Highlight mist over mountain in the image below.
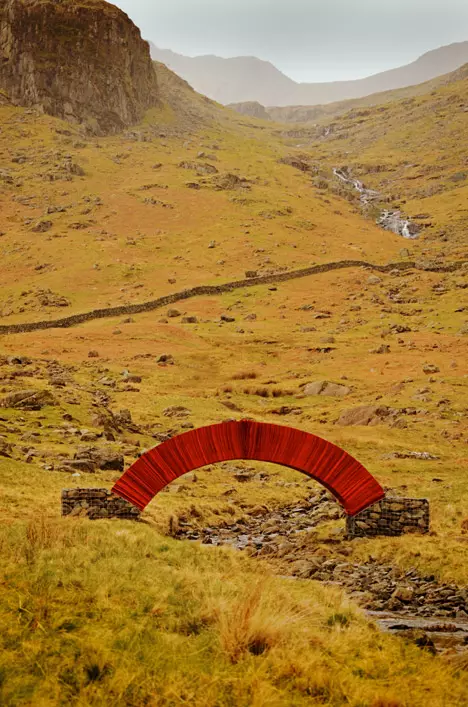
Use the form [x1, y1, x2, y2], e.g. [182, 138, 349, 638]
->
[149, 41, 468, 107]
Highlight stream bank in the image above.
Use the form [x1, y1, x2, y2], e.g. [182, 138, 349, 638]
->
[173, 491, 468, 655]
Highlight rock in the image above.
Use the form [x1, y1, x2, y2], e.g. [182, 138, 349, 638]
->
[370, 344, 390, 354]
[221, 400, 242, 412]
[167, 308, 181, 318]
[60, 458, 96, 473]
[157, 354, 174, 364]
[88, 350, 100, 358]
[31, 220, 52, 233]
[337, 405, 396, 426]
[244, 313, 257, 321]
[0, 389, 54, 410]
[233, 472, 253, 483]
[399, 629, 436, 655]
[0, 0, 159, 135]
[367, 275, 381, 284]
[220, 314, 235, 323]
[121, 371, 142, 384]
[457, 322, 468, 336]
[393, 585, 414, 602]
[245, 270, 258, 278]
[208, 240, 216, 249]
[7, 355, 31, 365]
[73, 446, 124, 472]
[163, 406, 191, 418]
[182, 316, 198, 324]
[303, 381, 350, 397]
[422, 363, 440, 374]
[211, 173, 248, 190]
[0, 439, 13, 457]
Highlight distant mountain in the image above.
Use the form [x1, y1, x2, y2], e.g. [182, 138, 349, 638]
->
[232, 62, 468, 124]
[149, 41, 468, 107]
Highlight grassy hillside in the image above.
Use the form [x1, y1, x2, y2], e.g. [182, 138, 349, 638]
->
[0, 49, 467, 706]
[279, 68, 468, 262]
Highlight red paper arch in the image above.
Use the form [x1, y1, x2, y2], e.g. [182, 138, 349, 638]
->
[112, 420, 384, 516]
[112, 420, 385, 515]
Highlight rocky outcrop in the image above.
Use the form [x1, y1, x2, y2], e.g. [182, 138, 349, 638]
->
[228, 101, 271, 120]
[0, 0, 159, 134]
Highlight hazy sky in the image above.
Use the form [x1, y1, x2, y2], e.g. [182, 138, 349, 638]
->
[114, 0, 468, 82]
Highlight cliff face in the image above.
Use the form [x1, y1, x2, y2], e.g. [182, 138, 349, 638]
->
[0, 0, 159, 134]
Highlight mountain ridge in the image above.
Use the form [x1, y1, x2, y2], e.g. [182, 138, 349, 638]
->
[149, 40, 468, 107]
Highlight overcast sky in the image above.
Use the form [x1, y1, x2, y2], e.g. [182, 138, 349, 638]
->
[114, 0, 468, 82]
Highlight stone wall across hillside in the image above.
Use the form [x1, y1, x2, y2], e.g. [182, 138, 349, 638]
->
[346, 497, 430, 537]
[62, 488, 140, 520]
[1, 259, 465, 335]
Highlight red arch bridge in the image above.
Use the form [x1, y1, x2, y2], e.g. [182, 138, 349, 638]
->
[112, 420, 384, 516]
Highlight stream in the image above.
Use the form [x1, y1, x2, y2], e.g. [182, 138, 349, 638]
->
[332, 167, 419, 239]
[172, 487, 468, 655]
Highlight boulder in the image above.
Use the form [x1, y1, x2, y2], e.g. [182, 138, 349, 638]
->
[163, 406, 191, 418]
[303, 381, 350, 398]
[0, 439, 13, 458]
[0, 389, 54, 410]
[337, 405, 396, 426]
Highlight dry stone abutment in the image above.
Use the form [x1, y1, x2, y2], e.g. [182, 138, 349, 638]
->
[346, 497, 430, 538]
[61, 488, 141, 521]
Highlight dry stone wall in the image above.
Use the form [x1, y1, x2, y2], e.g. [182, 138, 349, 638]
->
[62, 488, 140, 520]
[346, 497, 430, 538]
[0, 259, 465, 335]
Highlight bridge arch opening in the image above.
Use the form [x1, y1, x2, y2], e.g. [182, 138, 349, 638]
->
[112, 420, 384, 516]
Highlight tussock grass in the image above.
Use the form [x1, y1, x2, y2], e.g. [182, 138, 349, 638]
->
[0, 517, 467, 706]
[231, 371, 259, 380]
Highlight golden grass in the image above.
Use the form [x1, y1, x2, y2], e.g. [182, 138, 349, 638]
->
[0, 69, 467, 704]
[0, 516, 467, 706]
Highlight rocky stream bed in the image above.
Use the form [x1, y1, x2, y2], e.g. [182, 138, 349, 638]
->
[333, 167, 419, 239]
[173, 490, 468, 655]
